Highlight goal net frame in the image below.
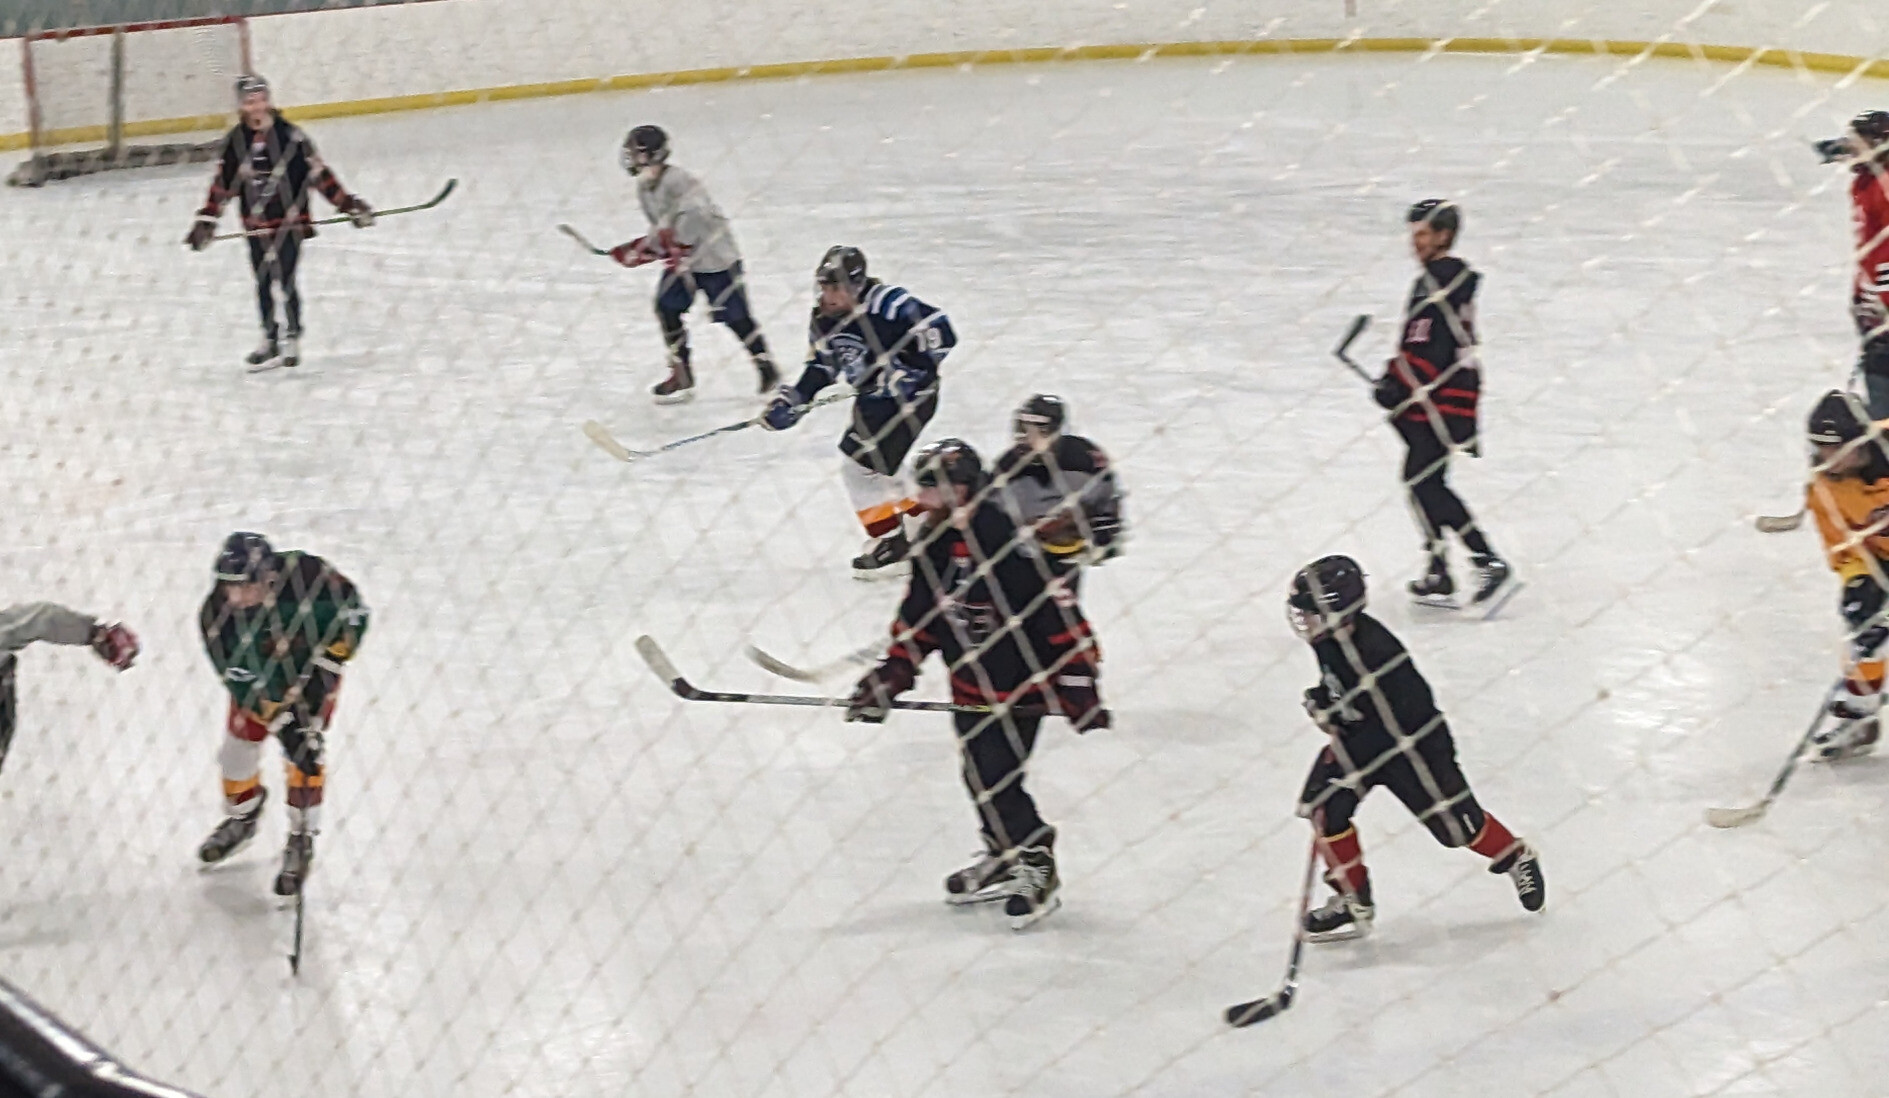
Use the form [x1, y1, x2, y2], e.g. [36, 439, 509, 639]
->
[7, 15, 252, 188]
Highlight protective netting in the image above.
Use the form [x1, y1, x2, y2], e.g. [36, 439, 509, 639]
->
[1, 4, 1888, 1098]
[26, 20, 244, 148]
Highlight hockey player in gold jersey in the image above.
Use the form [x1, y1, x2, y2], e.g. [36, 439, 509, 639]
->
[1805, 389, 1889, 759]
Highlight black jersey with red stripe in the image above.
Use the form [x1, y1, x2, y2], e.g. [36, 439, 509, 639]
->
[199, 111, 354, 234]
[1375, 256, 1481, 438]
[886, 500, 1097, 706]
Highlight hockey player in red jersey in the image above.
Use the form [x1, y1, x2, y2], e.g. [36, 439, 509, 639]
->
[1377, 200, 1512, 610]
[1286, 555, 1543, 942]
[1818, 111, 1889, 417]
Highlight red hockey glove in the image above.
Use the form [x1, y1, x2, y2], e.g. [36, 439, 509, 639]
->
[1051, 662, 1109, 732]
[610, 237, 657, 267]
[89, 622, 139, 671]
[846, 658, 916, 724]
[184, 214, 217, 251]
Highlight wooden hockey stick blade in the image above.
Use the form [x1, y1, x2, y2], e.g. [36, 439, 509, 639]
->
[1704, 803, 1770, 829]
[213, 179, 457, 240]
[635, 635, 699, 699]
[1755, 511, 1805, 533]
[558, 223, 611, 255]
[1224, 987, 1294, 1027]
[582, 421, 638, 462]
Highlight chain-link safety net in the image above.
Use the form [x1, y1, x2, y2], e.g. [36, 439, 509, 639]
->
[1, 1, 1886, 1095]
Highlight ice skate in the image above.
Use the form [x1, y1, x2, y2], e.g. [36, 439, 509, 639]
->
[944, 845, 1014, 906]
[1490, 843, 1546, 912]
[1811, 715, 1880, 761]
[1003, 844, 1061, 930]
[198, 788, 267, 865]
[651, 360, 695, 404]
[244, 337, 279, 367]
[1407, 556, 1457, 609]
[281, 333, 301, 368]
[273, 831, 316, 897]
[1470, 554, 1515, 606]
[851, 530, 910, 580]
[755, 357, 781, 395]
[1303, 882, 1374, 942]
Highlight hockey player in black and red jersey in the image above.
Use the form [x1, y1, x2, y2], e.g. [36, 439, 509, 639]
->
[1815, 111, 1889, 417]
[184, 75, 375, 369]
[612, 125, 779, 403]
[1375, 200, 1512, 608]
[991, 394, 1127, 586]
[1288, 554, 1543, 942]
[845, 440, 1106, 929]
[763, 246, 956, 577]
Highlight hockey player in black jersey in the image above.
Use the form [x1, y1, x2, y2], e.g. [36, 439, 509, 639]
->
[1376, 200, 1512, 608]
[1288, 555, 1543, 942]
[763, 246, 956, 577]
[991, 394, 1127, 585]
[845, 440, 1106, 929]
[184, 76, 375, 369]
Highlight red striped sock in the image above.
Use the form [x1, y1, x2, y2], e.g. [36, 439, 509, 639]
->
[1319, 827, 1369, 895]
[1468, 814, 1519, 861]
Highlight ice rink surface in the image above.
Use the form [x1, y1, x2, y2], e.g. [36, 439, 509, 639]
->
[1, 47, 1886, 1098]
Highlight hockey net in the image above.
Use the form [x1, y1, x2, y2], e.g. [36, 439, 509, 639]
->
[3, 1, 1889, 1096]
[7, 16, 248, 187]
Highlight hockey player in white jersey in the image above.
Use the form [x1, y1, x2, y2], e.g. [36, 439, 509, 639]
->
[0, 602, 139, 773]
[762, 246, 957, 577]
[612, 125, 779, 403]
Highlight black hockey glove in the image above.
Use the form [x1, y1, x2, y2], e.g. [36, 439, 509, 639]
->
[344, 196, 376, 228]
[185, 214, 217, 251]
[1816, 137, 1855, 164]
[1373, 368, 1411, 411]
[1050, 662, 1109, 732]
[846, 658, 916, 723]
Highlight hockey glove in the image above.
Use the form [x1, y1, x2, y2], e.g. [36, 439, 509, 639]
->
[610, 238, 657, 267]
[1816, 137, 1856, 164]
[846, 658, 916, 724]
[655, 227, 691, 271]
[344, 196, 376, 228]
[185, 214, 217, 251]
[1855, 294, 1889, 339]
[88, 622, 139, 671]
[1373, 366, 1411, 411]
[1050, 663, 1110, 732]
[887, 364, 931, 404]
[762, 386, 809, 431]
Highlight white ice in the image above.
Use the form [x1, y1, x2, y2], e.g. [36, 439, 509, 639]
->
[0, 48, 1885, 1098]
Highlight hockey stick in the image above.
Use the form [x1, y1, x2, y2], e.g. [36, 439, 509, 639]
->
[1755, 511, 1805, 533]
[745, 641, 880, 683]
[1332, 314, 1374, 383]
[583, 390, 851, 464]
[557, 223, 612, 256]
[1224, 833, 1319, 1028]
[212, 179, 458, 241]
[1704, 681, 1841, 828]
[637, 635, 1031, 715]
[288, 887, 306, 976]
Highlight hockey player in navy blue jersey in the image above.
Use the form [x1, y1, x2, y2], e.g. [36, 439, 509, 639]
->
[763, 246, 956, 577]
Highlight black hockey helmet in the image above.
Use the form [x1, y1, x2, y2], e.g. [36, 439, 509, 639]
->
[234, 74, 270, 102]
[1808, 389, 1869, 446]
[1014, 394, 1068, 441]
[621, 125, 669, 175]
[912, 438, 987, 495]
[1407, 198, 1461, 238]
[214, 532, 277, 584]
[1850, 110, 1889, 152]
[1286, 555, 1367, 641]
[815, 245, 869, 294]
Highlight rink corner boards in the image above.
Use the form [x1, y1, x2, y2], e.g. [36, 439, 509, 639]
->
[3, 35, 1888, 153]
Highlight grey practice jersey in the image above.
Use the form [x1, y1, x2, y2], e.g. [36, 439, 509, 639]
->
[0, 602, 97, 655]
[991, 434, 1126, 570]
[637, 165, 742, 274]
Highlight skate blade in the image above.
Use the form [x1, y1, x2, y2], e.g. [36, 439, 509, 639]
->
[1303, 923, 1370, 944]
[852, 561, 911, 582]
[1410, 594, 1460, 611]
[652, 390, 696, 405]
[945, 887, 1011, 907]
[1007, 893, 1061, 931]
[1476, 580, 1525, 620]
[246, 360, 284, 374]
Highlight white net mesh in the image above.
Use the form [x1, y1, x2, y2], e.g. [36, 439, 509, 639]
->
[1, 3, 1888, 1096]
[28, 20, 242, 150]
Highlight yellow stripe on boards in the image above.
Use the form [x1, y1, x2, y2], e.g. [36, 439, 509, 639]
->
[4, 36, 1886, 153]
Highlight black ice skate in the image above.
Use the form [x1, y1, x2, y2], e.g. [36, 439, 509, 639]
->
[274, 831, 316, 897]
[281, 332, 301, 368]
[1408, 556, 1456, 609]
[651, 360, 695, 405]
[944, 845, 1015, 906]
[245, 337, 280, 368]
[1003, 844, 1061, 930]
[1491, 843, 1546, 913]
[1811, 715, 1880, 761]
[755, 357, 781, 395]
[1470, 555, 1516, 609]
[1303, 881, 1374, 943]
[198, 788, 267, 865]
[851, 530, 910, 580]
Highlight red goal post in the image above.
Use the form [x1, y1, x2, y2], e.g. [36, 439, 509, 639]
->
[8, 15, 252, 187]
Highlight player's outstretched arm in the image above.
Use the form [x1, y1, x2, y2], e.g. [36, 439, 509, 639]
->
[0, 603, 137, 670]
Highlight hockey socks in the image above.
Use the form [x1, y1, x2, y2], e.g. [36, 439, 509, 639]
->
[1316, 826, 1369, 896]
[1466, 814, 1519, 862]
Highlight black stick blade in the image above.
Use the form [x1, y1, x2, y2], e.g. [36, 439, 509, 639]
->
[1224, 988, 1293, 1028]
